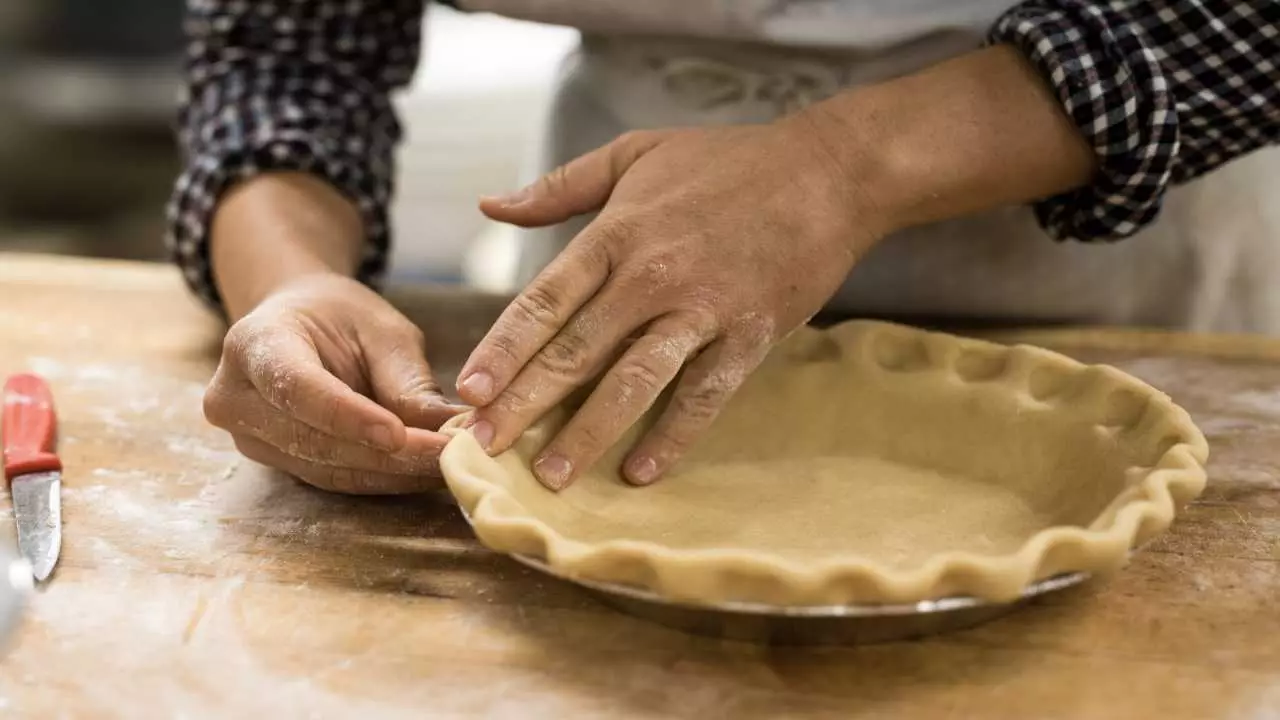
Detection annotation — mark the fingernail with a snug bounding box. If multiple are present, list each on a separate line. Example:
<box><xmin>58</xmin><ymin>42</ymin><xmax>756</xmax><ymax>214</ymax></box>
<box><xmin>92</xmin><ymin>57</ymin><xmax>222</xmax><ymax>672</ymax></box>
<box><xmin>469</xmin><ymin>420</ymin><xmax>495</xmax><ymax>451</ymax></box>
<box><xmin>534</xmin><ymin>454</ymin><xmax>573</xmax><ymax>490</ymax></box>
<box><xmin>416</xmin><ymin>393</ymin><xmax>458</xmax><ymax>412</ymax></box>
<box><xmin>366</xmin><ymin>424</ymin><xmax>397</xmax><ymax>450</ymax></box>
<box><xmin>422</xmin><ymin>394</ymin><xmax>470</xmax><ymax>413</ymax></box>
<box><xmin>458</xmin><ymin>371</ymin><xmax>494</xmax><ymax>402</ymax></box>
<box><xmin>626</xmin><ymin>456</ymin><xmax>660</xmax><ymax>486</ymax></box>
<box><xmin>492</xmin><ymin>184</ymin><xmax>534</xmax><ymax>207</ymax></box>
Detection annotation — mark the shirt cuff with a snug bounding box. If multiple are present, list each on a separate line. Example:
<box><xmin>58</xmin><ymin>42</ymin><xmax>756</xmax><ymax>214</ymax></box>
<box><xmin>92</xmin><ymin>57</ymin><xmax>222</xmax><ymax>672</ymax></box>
<box><xmin>989</xmin><ymin>1</ymin><xmax>1180</xmax><ymax>242</ymax></box>
<box><xmin>165</xmin><ymin>101</ymin><xmax>393</xmax><ymax>316</ymax></box>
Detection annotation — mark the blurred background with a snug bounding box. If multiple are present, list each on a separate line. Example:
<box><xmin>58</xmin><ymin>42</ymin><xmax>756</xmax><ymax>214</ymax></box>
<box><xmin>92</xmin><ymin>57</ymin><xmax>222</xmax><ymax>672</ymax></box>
<box><xmin>0</xmin><ymin>1</ymin><xmax>576</xmax><ymax>284</ymax></box>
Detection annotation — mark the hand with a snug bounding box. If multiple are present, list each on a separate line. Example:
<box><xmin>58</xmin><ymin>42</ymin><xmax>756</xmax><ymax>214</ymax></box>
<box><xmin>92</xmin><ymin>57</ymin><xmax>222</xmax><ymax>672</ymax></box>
<box><xmin>203</xmin><ymin>274</ymin><xmax>466</xmax><ymax>494</ymax></box>
<box><xmin>456</xmin><ymin>119</ymin><xmax>892</xmax><ymax>490</ymax></box>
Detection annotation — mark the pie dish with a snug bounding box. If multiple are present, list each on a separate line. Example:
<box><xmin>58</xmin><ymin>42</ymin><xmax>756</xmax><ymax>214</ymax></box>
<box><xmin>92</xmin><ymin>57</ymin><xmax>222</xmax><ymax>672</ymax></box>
<box><xmin>440</xmin><ymin>321</ymin><xmax>1209</xmax><ymax>607</ymax></box>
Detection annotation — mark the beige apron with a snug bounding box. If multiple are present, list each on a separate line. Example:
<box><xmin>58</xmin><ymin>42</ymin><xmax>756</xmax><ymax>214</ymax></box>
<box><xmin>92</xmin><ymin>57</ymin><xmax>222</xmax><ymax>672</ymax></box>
<box><xmin>459</xmin><ymin>1</ymin><xmax>1280</xmax><ymax>334</ymax></box>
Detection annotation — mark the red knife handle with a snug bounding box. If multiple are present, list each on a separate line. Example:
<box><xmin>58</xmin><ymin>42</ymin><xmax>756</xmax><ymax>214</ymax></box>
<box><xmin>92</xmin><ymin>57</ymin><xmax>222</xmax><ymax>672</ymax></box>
<box><xmin>3</xmin><ymin>373</ymin><xmax>61</xmax><ymax>483</ymax></box>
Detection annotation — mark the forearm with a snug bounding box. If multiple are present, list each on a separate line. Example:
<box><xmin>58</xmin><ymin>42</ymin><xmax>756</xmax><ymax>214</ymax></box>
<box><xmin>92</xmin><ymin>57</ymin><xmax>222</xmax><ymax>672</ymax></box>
<box><xmin>165</xmin><ymin>0</ymin><xmax>425</xmax><ymax>316</ymax></box>
<box><xmin>789</xmin><ymin>44</ymin><xmax>1096</xmax><ymax>237</ymax></box>
<box><xmin>792</xmin><ymin>0</ymin><xmax>1279</xmax><ymax>244</ymax></box>
<box><xmin>211</xmin><ymin>173</ymin><xmax>365</xmax><ymax>321</ymax></box>
<box><xmin>989</xmin><ymin>0</ymin><xmax>1280</xmax><ymax>240</ymax></box>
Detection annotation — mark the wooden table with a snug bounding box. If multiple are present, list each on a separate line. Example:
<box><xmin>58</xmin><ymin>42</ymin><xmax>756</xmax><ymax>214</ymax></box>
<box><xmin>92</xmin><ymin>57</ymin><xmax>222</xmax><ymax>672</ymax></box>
<box><xmin>0</xmin><ymin>252</ymin><xmax>1275</xmax><ymax>719</ymax></box>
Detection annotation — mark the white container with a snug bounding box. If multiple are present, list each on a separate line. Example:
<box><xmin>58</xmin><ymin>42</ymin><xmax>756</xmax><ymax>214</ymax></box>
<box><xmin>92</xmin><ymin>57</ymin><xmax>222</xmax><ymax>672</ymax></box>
<box><xmin>387</xmin><ymin>8</ymin><xmax>577</xmax><ymax>283</ymax></box>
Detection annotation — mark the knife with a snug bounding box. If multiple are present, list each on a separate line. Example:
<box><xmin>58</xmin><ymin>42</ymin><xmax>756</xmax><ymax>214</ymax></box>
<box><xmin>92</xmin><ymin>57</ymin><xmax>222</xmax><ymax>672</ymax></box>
<box><xmin>2</xmin><ymin>373</ymin><xmax>62</xmax><ymax>581</ymax></box>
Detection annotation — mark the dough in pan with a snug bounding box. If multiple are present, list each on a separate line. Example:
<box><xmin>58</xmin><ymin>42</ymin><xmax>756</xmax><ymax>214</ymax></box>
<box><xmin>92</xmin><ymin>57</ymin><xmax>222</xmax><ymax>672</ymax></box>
<box><xmin>441</xmin><ymin>321</ymin><xmax>1208</xmax><ymax>606</ymax></box>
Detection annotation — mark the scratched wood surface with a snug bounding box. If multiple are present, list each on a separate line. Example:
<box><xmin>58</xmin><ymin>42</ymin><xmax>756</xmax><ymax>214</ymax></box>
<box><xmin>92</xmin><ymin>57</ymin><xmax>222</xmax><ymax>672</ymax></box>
<box><xmin>0</xmin><ymin>252</ymin><xmax>1275</xmax><ymax>719</ymax></box>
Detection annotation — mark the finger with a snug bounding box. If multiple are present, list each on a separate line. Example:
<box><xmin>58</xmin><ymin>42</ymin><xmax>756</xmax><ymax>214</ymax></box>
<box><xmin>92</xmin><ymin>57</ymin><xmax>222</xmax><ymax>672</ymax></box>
<box><xmin>466</xmin><ymin>281</ymin><xmax>667</xmax><ymax>455</ymax></box>
<box><xmin>232</xmin><ymin>434</ymin><xmax>442</xmax><ymax>495</ymax></box>
<box><xmin>527</xmin><ymin>319</ymin><xmax>707</xmax><ymax>490</ymax></box>
<box><xmin>228</xmin><ymin>322</ymin><xmax>406</xmax><ymax>451</ymax></box>
<box><xmin>622</xmin><ymin>340</ymin><xmax>766</xmax><ymax>486</ymax></box>
<box><xmin>456</xmin><ymin>233</ymin><xmax>613</xmax><ymax>407</ymax></box>
<box><xmin>479</xmin><ymin>130</ymin><xmax>668</xmax><ymax>227</ymax></box>
<box><xmin>206</xmin><ymin>387</ymin><xmax>448</xmax><ymax>475</ymax></box>
<box><xmin>359</xmin><ymin>323</ymin><xmax>469</xmax><ymax>430</ymax></box>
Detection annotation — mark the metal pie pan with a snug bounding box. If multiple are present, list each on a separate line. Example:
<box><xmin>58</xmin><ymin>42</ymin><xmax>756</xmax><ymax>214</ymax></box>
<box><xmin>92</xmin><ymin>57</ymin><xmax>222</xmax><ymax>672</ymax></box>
<box><xmin>457</xmin><ymin>505</ymin><xmax>1091</xmax><ymax>645</ymax></box>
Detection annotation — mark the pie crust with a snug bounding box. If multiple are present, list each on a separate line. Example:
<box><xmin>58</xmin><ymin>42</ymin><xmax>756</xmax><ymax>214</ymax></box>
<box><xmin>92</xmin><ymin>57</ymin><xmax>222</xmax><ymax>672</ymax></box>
<box><xmin>440</xmin><ymin>321</ymin><xmax>1208</xmax><ymax>606</ymax></box>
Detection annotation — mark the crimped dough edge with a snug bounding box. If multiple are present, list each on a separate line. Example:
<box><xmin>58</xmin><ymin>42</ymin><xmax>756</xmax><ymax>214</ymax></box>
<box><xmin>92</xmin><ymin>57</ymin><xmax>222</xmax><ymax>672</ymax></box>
<box><xmin>440</xmin><ymin>320</ymin><xmax>1209</xmax><ymax>606</ymax></box>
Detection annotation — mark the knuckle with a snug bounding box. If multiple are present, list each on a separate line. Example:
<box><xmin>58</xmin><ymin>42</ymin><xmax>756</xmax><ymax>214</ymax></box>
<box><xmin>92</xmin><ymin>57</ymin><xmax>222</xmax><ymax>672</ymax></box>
<box><xmin>286</xmin><ymin>422</ymin><xmax>331</xmax><ymax>463</ymax></box>
<box><xmin>535</xmin><ymin>332</ymin><xmax>592</xmax><ymax>378</ymax></box>
<box><xmin>332</xmin><ymin>470</ymin><xmax>372</xmax><ymax>494</ymax></box>
<box><xmin>402</xmin><ymin>454</ymin><xmax>441</xmax><ymax>477</ymax></box>
<box><xmin>684</xmin><ymin>303</ymin><xmax>721</xmax><ymax>332</ymax></box>
<box><xmin>297</xmin><ymin>464</ymin><xmax>370</xmax><ymax>494</ymax></box>
<box><xmin>220</xmin><ymin>322</ymin><xmax>249</xmax><ymax>358</ymax></box>
<box><xmin>615</xmin><ymin>359</ymin><xmax>667</xmax><ymax>399</ymax></box>
<box><xmin>614</xmin><ymin>129</ymin><xmax>657</xmax><ymax>153</ymax></box>
<box><xmin>675</xmin><ymin>379</ymin><xmax>731</xmax><ymax>423</ymax></box>
<box><xmin>323</xmin><ymin>468</ymin><xmax>386</xmax><ymax>495</ymax></box>
<box><xmin>313</xmin><ymin>391</ymin><xmax>345</xmax><ymax>436</ymax></box>
<box><xmin>222</xmin><ymin>318</ymin><xmax>267</xmax><ymax>365</ymax></box>
<box><xmin>616</xmin><ymin>255</ymin><xmax>696</xmax><ymax>305</ymax></box>
<box><xmin>541</xmin><ymin>163</ymin><xmax>572</xmax><ymax>196</ymax></box>
<box><xmin>484</xmin><ymin>327</ymin><xmax>524</xmax><ymax>364</ymax></box>
<box><xmin>363</xmin><ymin>446</ymin><xmax>409</xmax><ymax>475</ymax></box>
<box><xmin>261</xmin><ymin>366</ymin><xmax>298</xmax><ymax>411</ymax></box>
<box><xmin>730</xmin><ymin>313</ymin><xmax>778</xmax><ymax>348</ymax></box>
<box><xmin>571</xmin><ymin>234</ymin><xmax>613</xmax><ymax>272</ymax></box>
<box><xmin>672</xmin><ymin>394</ymin><xmax>717</xmax><ymax>426</ymax></box>
<box><xmin>591</xmin><ymin>216</ymin><xmax>642</xmax><ymax>251</ymax></box>
<box><xmin>614</xmin><ymin>130</ymin><xmax>644</xmax><ymax>148</ymax></box>
<box><xmin>621</xmin><ymin>252</ymin><xmax>678</xmax><ymax>289</ymax></box>
<box><xmin>513</xmin><ymin>283</ymin><xmax>567</xmax><ymax>327</ymax></box>
<box><xmin>394</xmin><ymin>376</ymin><xmax>441</xmax><ymax>410</ymax></box>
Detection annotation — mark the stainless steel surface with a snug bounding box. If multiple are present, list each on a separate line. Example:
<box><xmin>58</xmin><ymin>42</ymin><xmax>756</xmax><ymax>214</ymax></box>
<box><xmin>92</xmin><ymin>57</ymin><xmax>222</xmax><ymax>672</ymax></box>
<box><xmin>0</xmin><ymin>543</ymin><xmax>33</xmax><ymax>653</ymax></box>
<box><xmin>457</xmin><ymin>505</ymin><xmax>1091</xmax><ymax>645</ymax></box>
<box><xmin>12</xmin><ymin>470</ymin><xmax>61</xmax><ymax>581</ymax></box>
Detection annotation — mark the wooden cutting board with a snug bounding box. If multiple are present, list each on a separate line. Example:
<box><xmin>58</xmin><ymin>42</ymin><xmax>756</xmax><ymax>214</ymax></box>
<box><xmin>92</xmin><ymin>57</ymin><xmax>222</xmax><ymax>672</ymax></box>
<box><xmin>0</xmin><ymin>252</ymin><xmax>1275</xmax><ymax>719</ymax></box>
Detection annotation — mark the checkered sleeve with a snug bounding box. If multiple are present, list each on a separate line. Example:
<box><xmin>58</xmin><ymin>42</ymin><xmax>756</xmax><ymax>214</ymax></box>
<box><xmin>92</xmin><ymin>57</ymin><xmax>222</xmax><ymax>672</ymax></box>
<box><xmin>990</xmin><ymin>0</ymin><xmax>1280</xmax><ymax>242</ymax></box>
<box><xmin>164</xmin><ymin>0</ymin><xmax>425</xmax><ymax>312</ymax></box>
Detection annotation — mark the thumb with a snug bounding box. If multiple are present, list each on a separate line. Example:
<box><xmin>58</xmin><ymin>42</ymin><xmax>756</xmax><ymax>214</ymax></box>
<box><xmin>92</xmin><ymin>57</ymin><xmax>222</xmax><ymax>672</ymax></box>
<box><xmin>479</xmin><ymin>129</ymin><xmax>669</xmax><ymax>227</ymax></box>
<box><xmin>364</xmin><ymin>328</ymin><xmax>468</xmax><ymax>431</ymax></box>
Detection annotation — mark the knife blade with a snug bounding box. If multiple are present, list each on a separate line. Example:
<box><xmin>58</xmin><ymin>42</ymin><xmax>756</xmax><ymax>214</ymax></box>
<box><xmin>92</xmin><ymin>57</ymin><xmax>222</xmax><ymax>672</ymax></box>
<box><xmin>3</xmin><ymin>373</ymin><xmax>62</xmax><ymax>581</ymax></box>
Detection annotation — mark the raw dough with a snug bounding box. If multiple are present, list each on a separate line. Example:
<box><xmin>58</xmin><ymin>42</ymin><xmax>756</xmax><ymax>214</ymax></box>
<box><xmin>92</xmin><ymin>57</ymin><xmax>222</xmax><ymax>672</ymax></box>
<box><xmin>441</xmin><ymin>321</ymin><xmax>1208</xmax><ymax>606</ymax></box>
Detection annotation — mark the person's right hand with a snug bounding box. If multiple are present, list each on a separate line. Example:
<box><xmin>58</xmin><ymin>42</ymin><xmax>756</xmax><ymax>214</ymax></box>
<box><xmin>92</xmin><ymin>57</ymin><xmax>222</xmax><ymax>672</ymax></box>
<box><xmin>202</xmin><ymin>274</ymin><xmax>465</xmax><ymax>494</ymax></box>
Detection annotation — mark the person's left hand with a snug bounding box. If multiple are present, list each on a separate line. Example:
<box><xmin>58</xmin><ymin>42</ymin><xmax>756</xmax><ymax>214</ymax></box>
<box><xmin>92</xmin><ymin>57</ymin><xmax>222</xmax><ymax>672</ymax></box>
<box><xmin>455</xmin><ymin>119</ymin><xmax>896</xmax><ymax>490</ymax></box>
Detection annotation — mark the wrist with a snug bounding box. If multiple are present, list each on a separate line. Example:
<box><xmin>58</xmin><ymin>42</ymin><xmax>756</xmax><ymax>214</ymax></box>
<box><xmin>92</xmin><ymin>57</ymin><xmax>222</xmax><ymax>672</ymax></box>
<box><xmin>211</xmin><ymin>172</ymin><xmax>366</xmax><ymax>321</ymax></box>
<box><xmin>782</xmin><ymin>45</ymin><xmax>1095</xmax><ymax>240</ymax></box>
<box><xmin>777</xmin><ymin>94</ymin><xmax>910</xmax><ymax>248</ymax></box>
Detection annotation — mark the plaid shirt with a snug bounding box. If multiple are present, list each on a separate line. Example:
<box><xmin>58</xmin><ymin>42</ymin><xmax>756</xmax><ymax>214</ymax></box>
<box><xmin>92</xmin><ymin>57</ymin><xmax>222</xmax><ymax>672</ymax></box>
<box><xmin>166</xmin><ymin>0</ymin><xmax>1280</xmax><ymax>310</ymax></box>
